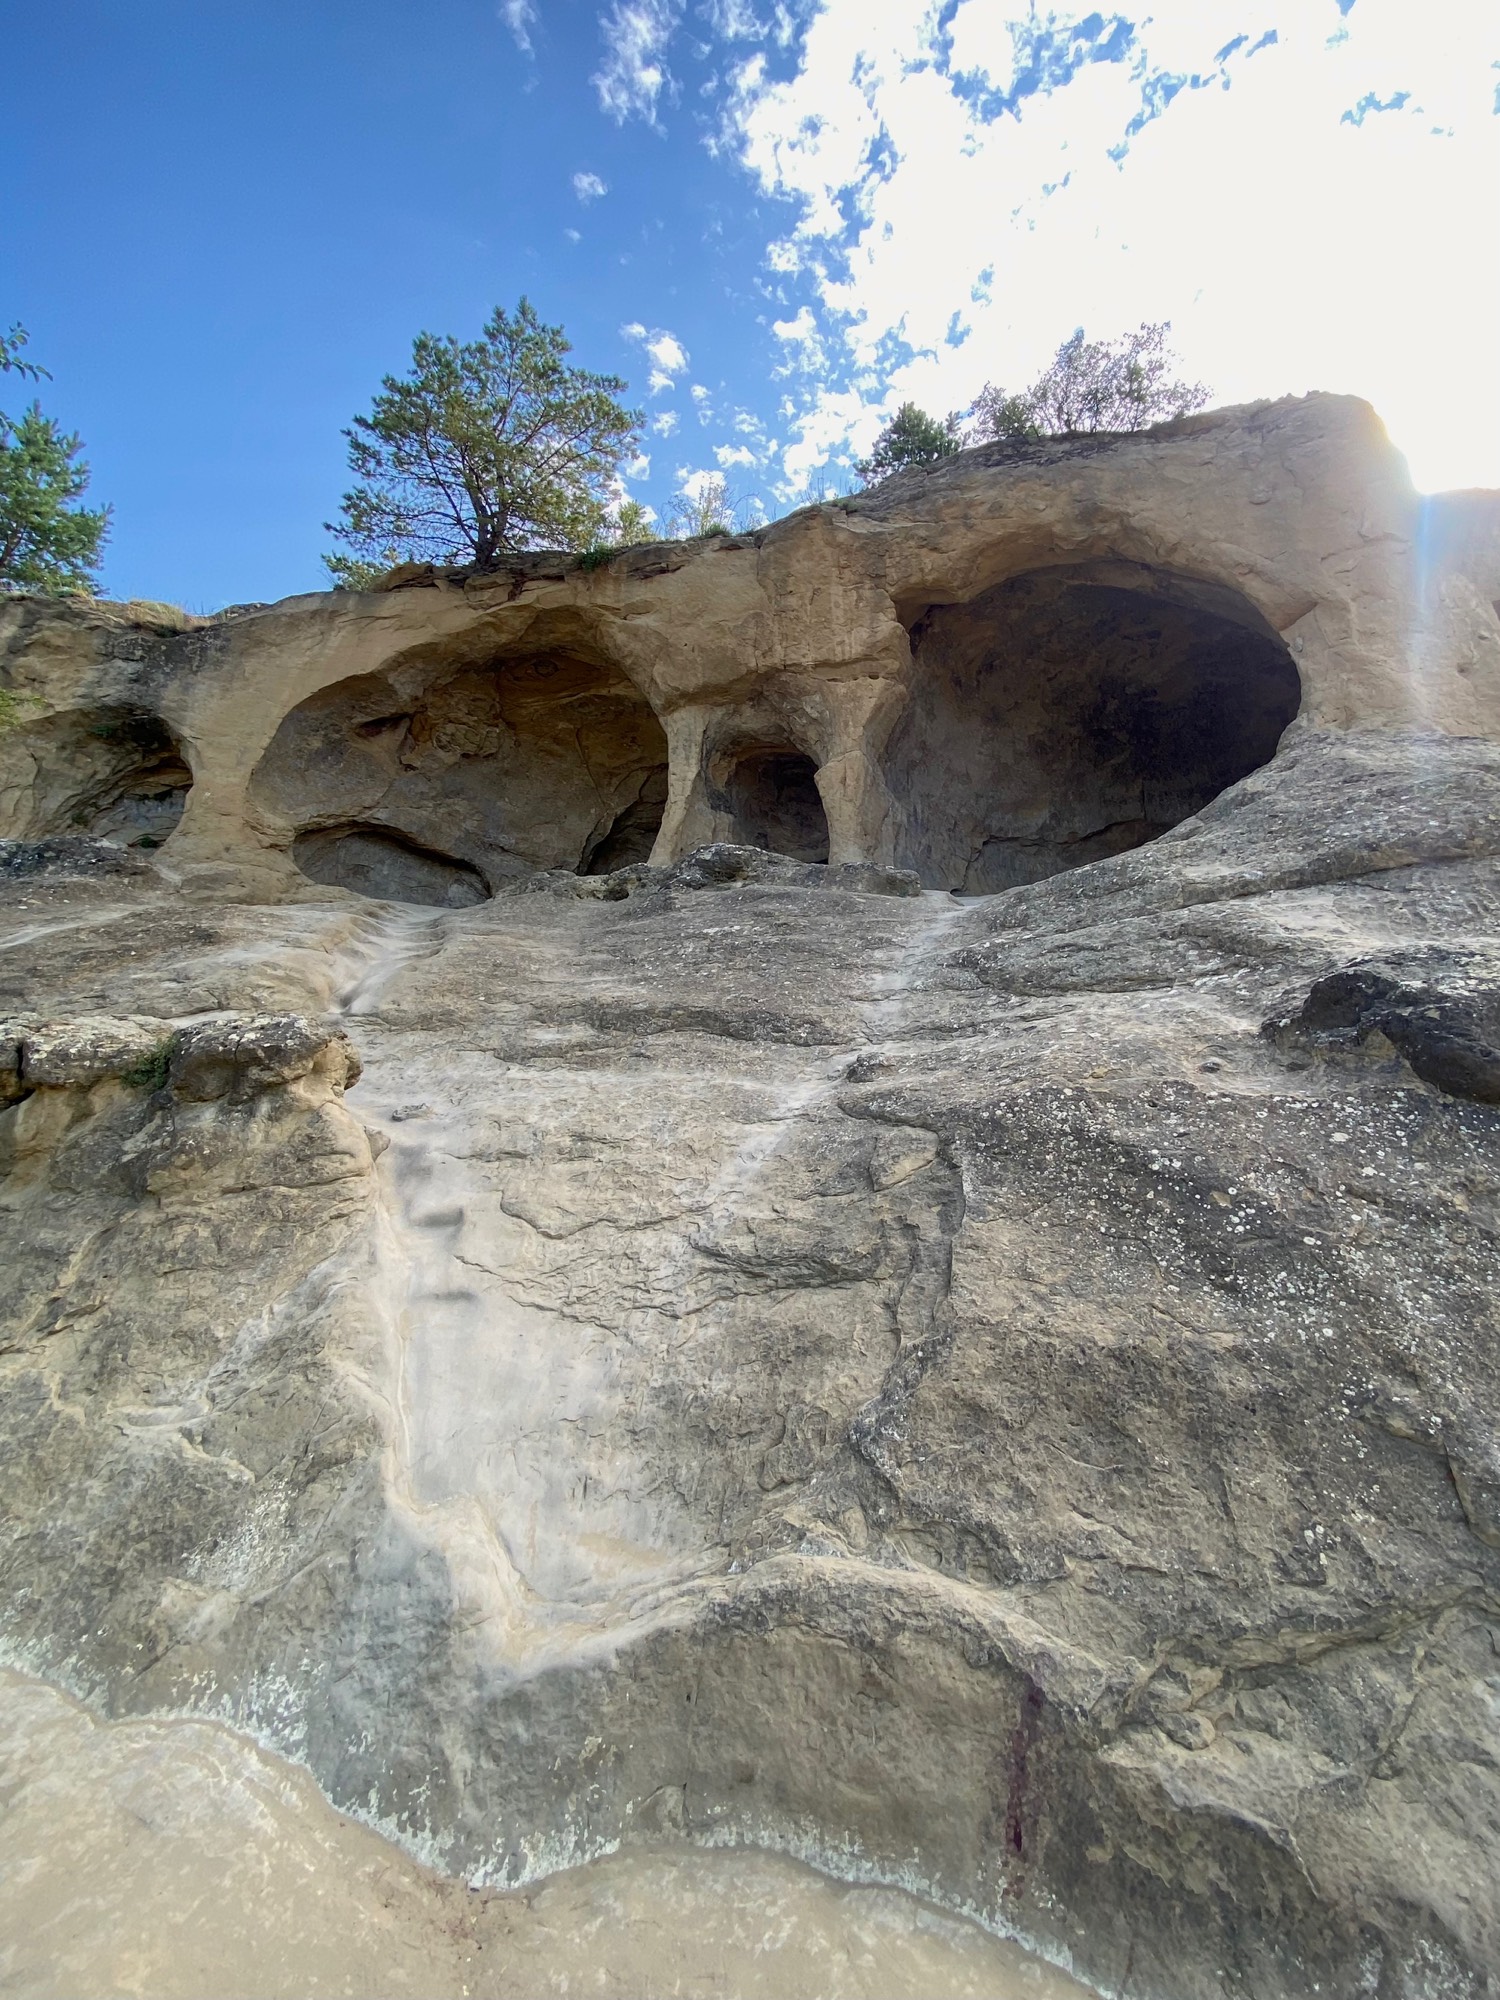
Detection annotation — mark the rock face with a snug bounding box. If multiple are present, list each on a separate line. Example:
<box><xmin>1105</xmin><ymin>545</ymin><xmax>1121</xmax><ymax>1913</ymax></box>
<box><xmin>4</xmin><ymin>393</ymin><xmax>1497</xmax><ymax>903</ymax></box>
<box><xmin>2</xmin><ymin>398</ymin><xmax>1500</xmax><ymax>1999</ymax></box>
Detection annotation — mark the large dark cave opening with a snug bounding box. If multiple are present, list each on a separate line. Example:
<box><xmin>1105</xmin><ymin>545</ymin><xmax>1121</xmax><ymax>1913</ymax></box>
<box><xmin>251</xmin><ymin>651</ymin><xmax>668</xmax><ymax>903</ymax></box>
<box><xmin>722</xmin><ymin>748</ymin><xmax>830</xmax><ymax>864</ymax></box>
<box><xmin>885</xmin><ymin>562</ymin><xmax>1302</xmax><ymax>893</ymax></box>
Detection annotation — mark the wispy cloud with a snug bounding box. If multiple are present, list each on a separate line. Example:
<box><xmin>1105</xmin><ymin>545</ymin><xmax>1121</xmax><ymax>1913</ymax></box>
<box><xmin>676</xmin><ymin>466</ymin><xmax>722</xmax><ymax>502</ymax></box>
<box><xmin>593</xmin><ymin>0</ymin><xmax>683</xmax><ymax>124</ymax></box>
<box><xmin>573</xmin><ymin>170</ymin><xmax>609</xmax><ymax>201</ymax></box>
<box><xmin>710</xmin><ymin>0</ymin><xmax>1500</xmax><ymax>494</ymax></box>
<box><xmin>499</xmin><ymin>0</ymin><xmax>536</xmax><ymax>53</ymax></box>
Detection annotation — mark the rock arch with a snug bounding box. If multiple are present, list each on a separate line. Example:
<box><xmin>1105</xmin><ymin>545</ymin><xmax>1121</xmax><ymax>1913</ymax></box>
<box><xmin>885</xmin><ymin>560</ymin><xmax>1302</xmax><ymax>892</ymax></box>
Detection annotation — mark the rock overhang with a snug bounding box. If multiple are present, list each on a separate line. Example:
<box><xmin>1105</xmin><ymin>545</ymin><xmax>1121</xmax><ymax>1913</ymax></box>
<box><xmin>2</xmin><ymin>390</ymin><xmax>1498</xmax><ymax>911</ymax></box>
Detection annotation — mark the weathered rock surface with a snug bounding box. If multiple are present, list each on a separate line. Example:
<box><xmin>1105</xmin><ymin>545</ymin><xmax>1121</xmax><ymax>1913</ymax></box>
<box><xmin>3</xmin><ymin>394</ymin><xmax>1498</xmax><ymax>903</ymax></box>
<box><xmin>0</xmin><ymin>1670</ymin><xmax>1083</xmax><ymax>2000</ymax></box>
<box><xmin>2</xmin><ymin>400</ymin><xmax>1500</xmax><ymax>1998</ymax></box>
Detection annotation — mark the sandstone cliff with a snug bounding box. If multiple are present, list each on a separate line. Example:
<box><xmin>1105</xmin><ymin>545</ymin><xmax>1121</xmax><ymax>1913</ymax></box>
<box><xmin>2</xmin><ymin>397</ymin><xmax>1500</xmax><ymax>1999</ymax></box>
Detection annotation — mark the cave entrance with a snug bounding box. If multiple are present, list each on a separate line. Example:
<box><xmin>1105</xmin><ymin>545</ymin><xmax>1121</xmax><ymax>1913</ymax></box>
<box><xmin>581</xmin><ymin>766</ymin><xmax>668</xmax><ymax>875</ymax></box>
<box><xmin>886</xmin><ymin>562</ymin><xmax>1301</xmax><ymax>894</ymax></box>
<box><xmin>250</xmin><ymin>649</ymin><xmax>669</xmax><ymax>901</ymax></box>
<box><xmin>0</xmin><ymin>706</ymin><xmax>192</xmax><ymax>848</ymax></box>
<box><xmin>723</xmin><ymin>749</ymin><xmax>830</xmax><ymax>864</ymax></box>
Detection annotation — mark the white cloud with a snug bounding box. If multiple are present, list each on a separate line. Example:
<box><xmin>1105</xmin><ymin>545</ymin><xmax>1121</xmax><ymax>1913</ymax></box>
<box><xmin>572</xmin><ymin>171</ymin><xmax>609</xmax><ymax>202</ymax></box>
<box><xmin>771</xmin><ymin>306</ymin><xmax>820</xmax><ymax>344</ymax></box>
<box><xmin>715</xmin><ymin>442</ymin><xmax>758</xmax><ymax>468</ymax></box>
<box><xmin>676</xmin><ymin>466</ymin><xmax>723</xmax><ymax>501</ymax></box>
<box><xmin>627</xmin><ymin>451</ymin><xmax>652</xmax><ymax>478</ymax></box>
<box><xmin>648</xmin><ymin>331</ymin><xmax>688</xmax><ymax>372</ymax></box>
<box><xmin>565</xmin><ymin>226</ymin><xmax>582</xmax><ymax>243</ymax></box>
<box><xmin>622</xmin><ymin>323</ymin><xmax>690</xmax><ymax>395</ymax></box>
<box><xmin>703</xmin><ymin>0</ymin><xmax>777</xmax><ymax>39</ymax></box>
<box><xmin>769</xmin><ymin>303</ymin><xmax>827</xmax><ymax>379</ymax></box>
<box><xmin>715</xmin><ymin>0</ymin><xmax>1500</xmax><ymax>494</ymax></box>
<box><xmin>652</xmin><ymin>410</ymin><xmax>680</xmax><ymax>436</ymax></box>
<box><xmin>499</xmin><ymin>0</ymin><xmax>536</xmax><ymax>53</ymax></box>
<box><xmin>593</xmin><ymin>0</ymin><xmax>683</xmax><ymax>125</ymax></box>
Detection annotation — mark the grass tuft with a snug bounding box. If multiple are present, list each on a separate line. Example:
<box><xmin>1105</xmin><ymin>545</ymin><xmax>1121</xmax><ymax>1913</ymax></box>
<box><xmin>122</xmin><ymin>600</ymin><xmax>203</xmax><ymax>634</ymax></box>
<box><xmin>120</xmin><ymin>1038</ymin><xmax>175</xmax><ymax>1091</ymax></box>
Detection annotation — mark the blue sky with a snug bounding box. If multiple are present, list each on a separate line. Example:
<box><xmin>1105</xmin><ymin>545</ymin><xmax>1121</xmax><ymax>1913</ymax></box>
<box><xmin>4</xmin><ymin>0</ymin><xmax>1497</xmax><ymax>607</ymax></box>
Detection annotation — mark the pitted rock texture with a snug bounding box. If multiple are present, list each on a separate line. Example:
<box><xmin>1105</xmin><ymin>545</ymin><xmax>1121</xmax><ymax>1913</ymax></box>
<box><xmin>0</xmin><ymin>726</ymin><xmax>1497</xmax><ymax>1999</ymax></box>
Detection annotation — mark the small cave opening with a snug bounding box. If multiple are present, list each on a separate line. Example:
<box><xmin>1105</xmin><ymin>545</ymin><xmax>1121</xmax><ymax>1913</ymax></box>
<box><xmin>250</xmin><ymin>648</ymin><xmax>669</xmax><ymax>897</ymax></box>
<box><xmin>580</xmin><ymin>765</ymin><xmax>668</xmax><ymax>874</ymax></box>
<box><xmin>0</xmin><ymin>706</ymin><xmax>192</xmax><ymax>848</ymax></box>
<box><xmin>292</xmin><ymin>824</ymin><xmax>489</xmax><ymax>908</ymax></box>
<box><xmin>722</xmin><ymin>748</ymin><xmax>830</xmax><ymax>864</ymax></box>
<box><xmin>885</xmin><ymin>562</ymin><xmax>1302</xmax><ymax>893</ymax></box>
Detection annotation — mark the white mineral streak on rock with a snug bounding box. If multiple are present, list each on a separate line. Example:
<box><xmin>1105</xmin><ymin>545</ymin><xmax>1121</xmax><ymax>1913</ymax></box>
<box><xmin>330</xmin><ymin>902</ymin><xmax>450</xmax><ymax>1016</ymax></box>
<box><xmin>339</xmin><ymin>906</ymin><xmax>720</xmax><ymax>1666</ymax></box>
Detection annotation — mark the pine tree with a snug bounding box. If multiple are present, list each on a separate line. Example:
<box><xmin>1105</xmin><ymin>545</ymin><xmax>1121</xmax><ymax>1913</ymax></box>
<box><xmin>0</xmin><ymin>326</ymin><xmax>110</xmax><ymax>596</ymax></box>
<box><xmin>324</xmin><ymin>298</ymin><xmax>641</xmax><ymax>586</ymax></box>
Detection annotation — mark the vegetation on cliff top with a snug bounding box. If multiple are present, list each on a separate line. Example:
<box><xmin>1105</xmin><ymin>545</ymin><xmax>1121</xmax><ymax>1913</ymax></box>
<box><xmin>0</xmin><ymin>324</ymin><xmax>111</xmax><ymax>598</ymax></box>
<box><xmin>324</xmin><ymin>308</ymin><xmax>1212</xmax><ymax>587</ymax></box>
<box><xmin>862</xmin><ymin>322</ymin><xmax>1210</xmax><ymax>478</ymax></box>
<box><xmin>857</xmin><ymin>404</ymin><xmax>965</xmax><ymax>480</ymax></box>
<box><xmin>0</xmin><ymin>305</ymin><xmax>1217</xmax><ymax>599</ymax></box>
<box><xmin>323</xmin><ymin>299</ymin><xmax>642</xmax><ymax>589</ymax></box>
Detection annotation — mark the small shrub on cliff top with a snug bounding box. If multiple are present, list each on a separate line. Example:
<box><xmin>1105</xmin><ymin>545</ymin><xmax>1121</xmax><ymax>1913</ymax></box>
<box><xmin>665</xmin><ymin>475</ymin><xmax>731</xmax><ymax>539</ymax></box>
<box><xmin>611</xmin><ymin>497</ymin><xmax>655</xmax><ymax>546</ymax></box>
<box><xmin>323</xmin><ymin>299</ymin><xmax>641</xmax><ymax>583</ymax></box>
<box><xmin>121</xmin><ymin>599</ymin><xmax>201</xmax><ymax>634</ymax></box>
<box><xmin>972</xmin><ymin>322</ymin><xmax>1209</xmax><ymax>442</ymax></box>
<box><xmin>857</xmin><ymin>403</ymin><xmax>964</xmax><ymax>480</ymax></box>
